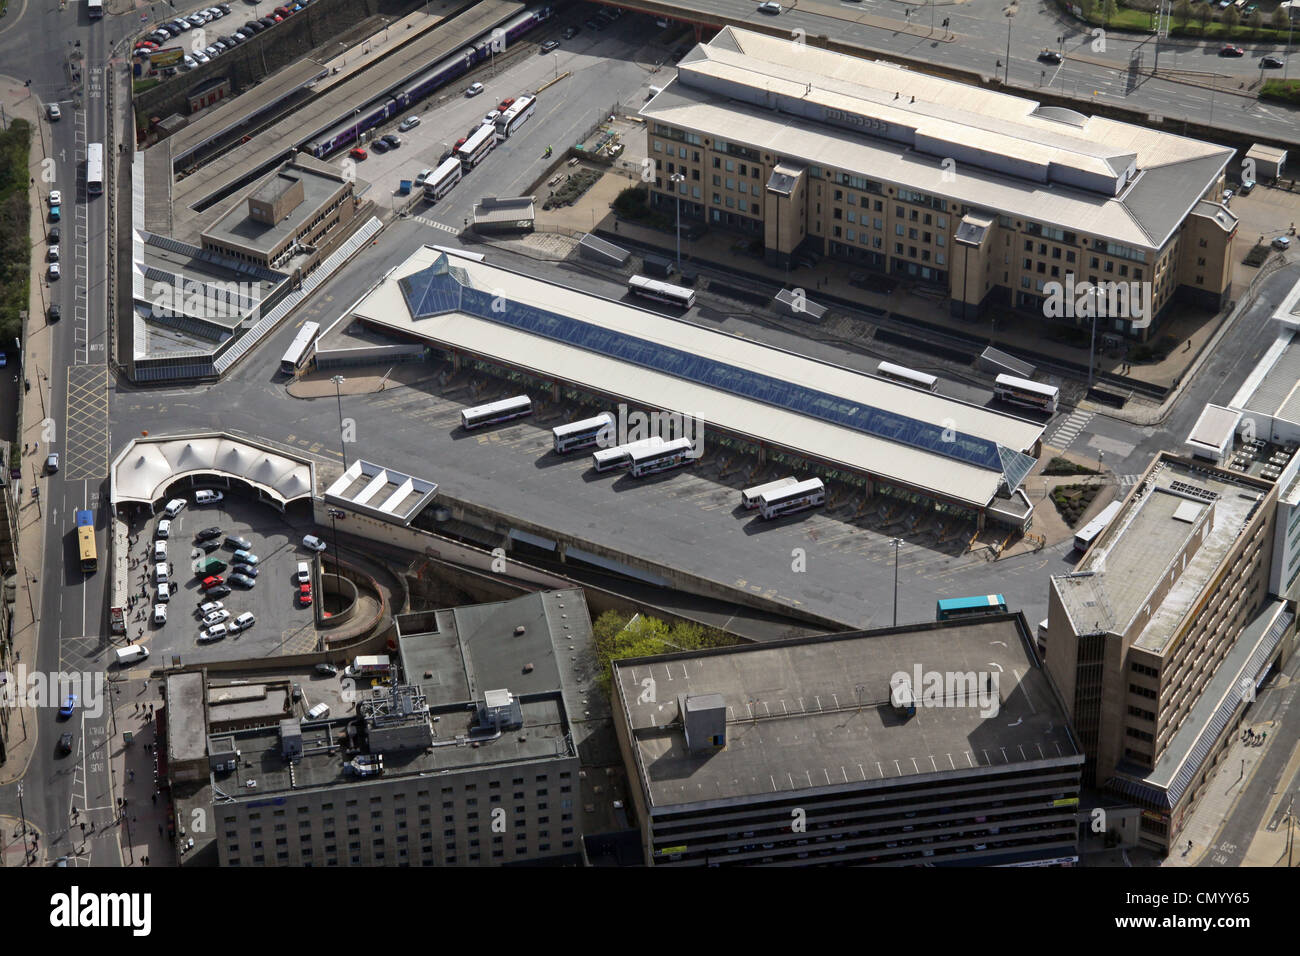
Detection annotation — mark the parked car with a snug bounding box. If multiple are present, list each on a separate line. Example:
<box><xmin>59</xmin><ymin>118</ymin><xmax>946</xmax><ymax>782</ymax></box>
<box><xmin>198</xmin><ymin>623</ymin><xmax>229</xmax><ymax>643</ymax></box>
<box><xmin>201</xmin><ymin>575</ymin><xmax>225</xmax><ymax>589</ymax></box>
<box><xmin>757</xmin><ymin>1</ymin><xmax>782</xmax><ymax>12</ymax></box>
<box><xmin>372</xmin><ymin>138</ymin><xmax>390</xmax><ymax>153</ymax></box>
<box><xmin>229</xmin><ymin>572</ymin><xmax>256</xmax><ymax>588</ymax></box>
<box><xmin>153</xmin><ymin>604</ymin><xmax>168</xmax><ymax>625</ymax></box>
<box><xmin>195</xmin><ymin>490</ymin><xmax>224</xmax><ymax>504</ymax></box>
<box><xmin>192</xmin><ymin>51</ymin><xmax>210</xmax><ymax>64</ymax></box>
<box><xmin>231</xmin><ymin>611</ymin><xmax>255</xmax><ymax>631</ymax></box>
<box><xmin>349</xmin><ymin>146</ymin><xmax>367</xmax><ymax>160</ymax></box>
<box><xmin>182</xmin><ymin>55</ymin><xmax>197</xmax><ymax>70</ymax></box>
<box><xmin>303</xmin><ymin>535</ymin><xmax>327</xmax><ymax>552</ymax></box>
<box><xmin>46</xmin><ymin>453</ymin><xmax>59</xmax><ymax>473</ymax></box>
<box><xmin>48</xmin><ymin>225</ymin><xmax>60</xmax><ymax>243</ymax></box>
<box><xmin>541</xmin><ymin>39</ymin><xmax>560</xmax><ymax>53</ymax></box>
<box><xmin>315</xmin><ymin>662</ymin><xmax>338</xmax><ymax>676</ymax></box>
<box><xmin>47</xmin><ymin>245</ymin><xmax>59</xmax><ymax>262</ymax></box>
<box><xmin>225</xmin><ymin>535</ymin><xmax>251</xmax><ymax>550</ymax></box>
<box><xmin>1240</xmin><ymin>178</ymin><xmax>1255</xmax><ymax>194</ymax></box>
<box><xmin>196</xmin><ymin>526</ymin><xmax>223</xmax><ymax>541</ymax></box>
<box><xmin>199</xmin><ymin>600</ymin><xmax>225</xmax><ymax>617</ymax></box>
<box><xmin>206</xmin><ymin>584</ymin><xmax>232</xmax><ymax>599</ymax></box>
<box><xmin>49</xmin><ymin>205</ymin><xmax>60</xmax><ymax>222</ymax></box>
<box><xmin>47</xmin><ymin>103</ymin><xmax>61</xmax><ymax>120</ymax></box>
<box><xmin>47</xmin><ymin>263</ymin><xmax>60</xmax><ymax>281</ymax></box>
<box><xmin>231</xmin><ymin>563</ymin><xmax>260</xmax><ymax>578</ymax></box>
<box><xmin>299</xmin><ymin>585</ymin><xmax>313</xmax><ymax>606</ymax></box>
<box><xmin>156</xmin><ymin>519</ymin><xmax>171</xmax><ymax>538</ymax></box>
<box><xmin>157</xmin><ymin>582</ymin><xmax>172</xmax><ymax>603</ymax></box>
<box><xmin>232</xmin><ymin>550</ymin><xmax>259</xmax><ymax>565</ymax></box>
<box><xmin>382</xmin><ymin>133</ymin><xmax>400</xmax><ymax>148</ymax></box>
<box><xmin>203</xmin><ymin>609</ymin><xmax>231</xmax><ymax>626</ymax></box>
<box><xmin>48</xmin><ymin>190</ymin><xmax>61</xmax><ymax>206</ymax></box>
<box><xmin>464</xmin><ymin>83</ymin><xmax>484</xmax><ymax>97</ymax></box>
<box><xmin>561</xmin><ymin>25</ymin><xmax>579</xmax><ymax>39</ymax></box>
<box><xmin>1274</xmin><ymin>236</ymin><xmax>1292</xmax><ymax>250</ymax></box>
<box><xmin>398</xmin><ymin>114</ymin><xmax>422</xmax><ymax>131</ymax></box>
<box><xmin>48</xmin><ymin>304</ymin><xmax>61</xmax><ymax>322</ymax></box>
<box><xmin>414</xmin><ymin>167</ymin><xmax>434</xmax><ymax>187</ymax></box>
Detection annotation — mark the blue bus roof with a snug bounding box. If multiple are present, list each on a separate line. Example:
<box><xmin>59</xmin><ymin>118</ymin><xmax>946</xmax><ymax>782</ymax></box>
<box><xmin>75</xmin><ymin>509</ymin><xmax>94</xmax><ymax>527</ymax></box>
<box><xmin>936</xmin><ymin>594</ymin><xmax>1007</xmax><ymax>611</ymax></box>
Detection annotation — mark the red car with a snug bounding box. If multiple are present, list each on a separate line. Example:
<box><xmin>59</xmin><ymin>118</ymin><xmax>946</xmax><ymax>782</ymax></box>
<box><xmin>1219</xmin><ymin>44</ymin><xmax>1244</xmax><ymax>57</ymax></box>
<box><xmin>497</xmin><ymin>97</ymin><xmax>515</xmax><ymax>111</ymax></box>
<box><xmin>201</xmin><ymin>575</ymin><xmax>225</xmax><ymax>589</ymax></box>
<box><xmin>299</xmin><ymin>583</ymin><xmax>313</xmax><ymax>606</ymax></box>
<box><xmin>274</xmin><ymin>4</ymin><xmax>293</xmax><ymax>15</ymax></box>
<box><xmin>135</xmin><ymin>40</ymin><xmax>159</xmax><ymax>50</ymax></box>
<box><xmin>349</xmin><ymin>147</ymin><xmax>367</xmax><ymax>160</ymax></box>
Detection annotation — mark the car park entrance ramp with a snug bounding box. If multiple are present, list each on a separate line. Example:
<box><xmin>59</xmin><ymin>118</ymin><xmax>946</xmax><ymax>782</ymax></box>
<box><xmin>578</xmin><ymin>232</ymin><xmax>631</xmax><ymax>267</ymax></box>
<box><xmin>979</xmin><ymin>346</ymin><xmax>1034</xmax><ymax>379</ymax></box>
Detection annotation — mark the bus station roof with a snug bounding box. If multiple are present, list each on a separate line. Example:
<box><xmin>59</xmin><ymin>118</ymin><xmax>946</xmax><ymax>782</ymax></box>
<box><xmin>349</xmin><ymin>247</ymin><xmax>1044</xmax><ymax>508</ymax></box>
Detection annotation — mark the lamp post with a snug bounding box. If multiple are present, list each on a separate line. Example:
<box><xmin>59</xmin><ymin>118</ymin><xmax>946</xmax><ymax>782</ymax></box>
<box><xmin>327</xmin><ymin>507</ymin><xmax>345</xmax><ymax>575</ymax></box>
<box><xmin>669</xmin><ymin>172</ymin><xmax>685</xmax><ymax>273</ymax></box>
<box><xmin>891</xmin><ymin>538</ymin><xmax>902</xmax><ymax>626</ymax></box>
<box><xmin>331</xmin><ymin>375</ymin><xmax>348</xmax><ymax>471</ymax></box>
<box><xmin>17</xmin><ymin>783</ymin><xmax>30</xmax><ymax>864</ymax></box>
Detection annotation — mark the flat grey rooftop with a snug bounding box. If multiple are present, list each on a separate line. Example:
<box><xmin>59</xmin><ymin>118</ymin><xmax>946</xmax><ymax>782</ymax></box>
<box><xmin>167</xmin><ymin>671</ymin><xmax>209</xmax><ymax>765</ymax></box>
<box><xmin>202</xmin><ymin>159</ymin><xmax>346</xmax><ymax>258</ymax></box>
<box><xmin>1057</xmin><ymin>457</ymin><xmax>1269</xmax><ymax>653</ymax></box>
<box><xmin>613</xmin><ymin>616</ymin><xmax>1077</xmax><ymax>810</ymax></box>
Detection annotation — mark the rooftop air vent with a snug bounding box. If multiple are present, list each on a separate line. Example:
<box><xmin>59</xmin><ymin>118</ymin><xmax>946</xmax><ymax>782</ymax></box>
<box><xmin>514</xmin><ymin>625</ymin><xmax>526</xmax><ymax>636</ymax></box>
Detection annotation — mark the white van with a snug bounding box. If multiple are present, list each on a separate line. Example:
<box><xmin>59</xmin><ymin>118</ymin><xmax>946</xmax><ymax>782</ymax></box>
<box><xmin>304</xmin><ymin>702</ymin><xmax>330</xmax><ymax>721</ymax></box>
<box><xmin>163</xmin><ymin>498</ymin><xmax>187</xmax><ymax>518</ymax></box>
<box><xmin>115</xmin><ymin>645</ymin><xmax>149</xmax><ymax>666</ymax></box>
<box><xmin>154</xmin><ymin>562</ymin><xmax>168</xmax><ymax>585</ymax></box>
<box><xmin>296</xmin><ymin>561</ymin><xmax>311</xmax><ymax>585</ymax></box>
<box><xmin>153</xmin><ymin>540</ymin><xmax>167</xmax><ymax>562</ymax></box>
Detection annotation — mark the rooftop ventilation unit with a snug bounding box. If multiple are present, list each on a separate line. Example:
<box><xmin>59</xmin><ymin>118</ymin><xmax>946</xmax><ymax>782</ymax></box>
<box><xmin>679</xmin><ymin>693</ymin><xmax>726</xmax><ymax>754</ymax></box>
<box><xmin>476</xmin><ymin>688</ymin><xmax>524</xmax><ymax>733</ymax></box>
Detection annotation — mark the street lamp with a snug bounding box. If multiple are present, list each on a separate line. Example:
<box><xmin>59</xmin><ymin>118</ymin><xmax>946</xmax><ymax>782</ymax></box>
<box><xmin>891</xmin><ymin>538</ymin><xmax>903</xmax><ymax>626</ymax></box>
<box><xmin>553</xmin><ymin>50</ymin><xmax>560</xmax><ymax>80</ymax></box>
<box><xmin>327</xmin><ymin>507</ymin><xmax>345</xmax><ymax>575</ymax></box>
<box><xmin>669</xmin><ymin>172</ymin><xmax>685</xmax><ymax>273</ymax></box>
<box><xmin>331</xmin><ymin>375</ymin><xmax>348</xmax><ymax>471</ymax></box>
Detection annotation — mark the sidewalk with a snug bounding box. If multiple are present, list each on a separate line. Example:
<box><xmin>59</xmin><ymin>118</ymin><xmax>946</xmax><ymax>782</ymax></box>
<box><xmin>0</xmin><ymin>73</ymin><xmax>58</xmax><ymax>788</ymax></box>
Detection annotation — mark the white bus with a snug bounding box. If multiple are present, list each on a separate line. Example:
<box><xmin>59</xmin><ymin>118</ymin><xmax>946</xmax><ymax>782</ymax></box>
<box><xmin>423</xmin><ymin>156</ymin><xmax>462</xmax><ymax>203</ymax></box>
<box><xmin>877</xmin><ymin>361</ymin><xmax>937</xmax><ymax>392</ymax></box>
<box><xmin>456</xmin><ymin>123</ymin><xmax>497</xmax><ymax>169</ymax></box>
<box><xmin>740</xmin><ymin>476</ymin><xmax>797</xmax><ymax>510</ymax></box>
<box><xmin>552</xmin><ymin>412</ymin><xmax>614</xmax><ymax>454</ymax></box>
<box><xmin>592</xmin><ymin>436</ymin><xmax>663</xmax><ymax>472</ymax></box>
<box><xmin>993</xmin><ymin>373</ymin><xmax>1059</xmax><ymax>414</ymax></box>
<box><xmin>86</xmin><ymin>142</ymin><xmax>103</xmax><ymax>197</ymax></box>
<box><xmin>87</xmin><ymin>0</ymin><xmax>104</xmax><ymax>18</ymax></box>
<box><xmin>461</xmin><ymin>394</ymin><xmax>532</xmax><ymax>429</ymax></box>
<box><xmin>628</xmin><ymin>436</ymin><xmax>696</xmax><ymax>477</ymax></box>
<box><xmin>758</xmin><ymin>477</ymin><xmax>825</xmax><ymax>520</ymax></box>
<box><xmin>279</xmin><ymin>320</ymin><xmax>320</xmax><ymax>374</ymax></box>
<box><xmin>494</xmin><ymin>95</ymin><xmax>536</xmax><ymax>139</ymax></box>
<box><xmin>628</xmin><ymin>275</ymin><xmax>695</xmax><ymax>309</ymax></box>
<box><xmin>1073</xmin><ymin>500</ymin><xmax>1122</xmax><ymax>553</ymax></box>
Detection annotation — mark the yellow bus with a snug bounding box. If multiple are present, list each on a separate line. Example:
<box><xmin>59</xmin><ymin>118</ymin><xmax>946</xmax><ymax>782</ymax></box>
<box><xmin>75</xmin><ymin>509</ymin><xmax>97</xmax><ymax>573</ymax></box>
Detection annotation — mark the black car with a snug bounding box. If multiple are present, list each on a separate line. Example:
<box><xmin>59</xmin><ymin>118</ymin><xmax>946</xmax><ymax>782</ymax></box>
<box><xmin>562</xmin><ymin>25</ymin><xmax>579</xmax><ymax>38</ymax></box>
<box><xmin>1263</xmin><ymin>55</ymin><xmax>1285</xmax><ymax>69</ymax></box>
<box><xmin>225</xmin><ymin>535</ymin><xmax>252</xmax><ymax>550</ymax></box>
<box><xmin>205</xmin><ymin>584</ymin><xmax>232</xmax><ymax>599</ymax></box>
<box><xmin>221</xmin><ymin>34</ymin><xmax>239</xmax><ymax>46</ymax></box>
<box><xmin>372</xmin><ymin>138</ymin><xmax>390</xmax><ymax>153</ymax></box>
<box><xmin>48</xmin><ymin>225</ymin><xmax>60</xmax><ymax>244</ymax></box>
<box><xmin>195</xmin><ymin>526</ymin><xmax>223</xmax><ymax>541</ymax></box>
<box><xmin>1037</xmin><ymin>48</ymin><xmax>1062</xmax><ymax>64</ymax></box>
<box><xmin>231</xmin><ymin>563</ymin><xmax>260</xmax><ymax>578</ymax></box>
<box><xmin>217</xmin><ymin>2</ymin><xmax>232</xmax><ymax>13</ymax></box>
<box><xmin>58</xmin><ymin>732</ymin><xmax>74</xmax><ymax>756</ymax></box>
<box><xmin>48</xmin><ymin>304</ymin><xmax>61</xmax><ymax>322</ymax></box>
<box><xmin>199</xmin><ymin>540</ymin><xmax>221</xmax><ymax>553</ymax></box>
<box><xmin>382</xmin><ymin>133</ymin><xmax>400</xmax><ymax>148</ymax></box>
<box><xmin>258</xmin><ymin>16</ymin><xmax>276</xmax><ymax>27</ymax></box>
<box><xmin>243</xmin><ymin>20</ymin><xmax>263</xmax><ymax>32</ymax></box>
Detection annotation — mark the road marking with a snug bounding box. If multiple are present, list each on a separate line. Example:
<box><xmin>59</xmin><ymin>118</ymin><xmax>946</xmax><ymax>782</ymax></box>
<box><xmin>1046</xmin><ymin>409</ymin><xmax>1093</xmax><ymax>450</ymax></box>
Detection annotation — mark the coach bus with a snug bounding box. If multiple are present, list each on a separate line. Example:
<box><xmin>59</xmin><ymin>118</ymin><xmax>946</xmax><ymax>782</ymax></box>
<box><xmin>461</xmin><ymin>394</ymin><xmax>532</xmax><ymax>430</ymax></box>
<box><xmin>423</xmin><ymin>157</ymin><xmax>462</xmax><ymax>203</ymax></box>
<box><xmin>86</xmin><ymin>143</ymin><xmax>104</xmax><ymax>197</ymax></box>
<box><xmin>627</xmin><ymin>275</ymin><xmax>695</xmax><ymax>309</ymax></box>
<box><xmin>494</xmin><ymin>95</ymin><xmax>536</xmax><ymax>139</ymax></box>
<box><xmin>552</xmin><ymin>412</ymin><xmax>614</xmax><ymax>454</ymax></box>
<box><xmin>936</xmin><ymin>594</ymin><xmax>1008</xmax><ymax>621</ymax></box>
<box><xmin>758</xmin><ymin>477</ymin><xmax>825</xmax><ymax>520</ymax></box>
<box><xmin>876</xmin><ymin>361</ymin><xmax>937</xmax><ymax>392</ymax></box>
<box><xmin>740</xmin><ymin>476</ymin><xmax>797</xmax><ymax>510</ymax></box>
<box><xmin>75</xmin><ymin>509</ymin><xmax>97</xmax><ymax>573</ymax></box>
<box><xmin>628</xmin><ymin>436</ymin><xmax>696</xmax><ymax>478</ymax></box>
<box><xmin>279</xmin><ymin>321</ymin><xmax>320</xmax><ymax>374</ymax></box>
<box><xmin>993</xmin><ymin>374</ymin><xmax>1059</xmax><ymax>414</ymax></box>
<box><xmin>1073</xmin><ymin>500</ymin><xmax>1122</xmax><ymax>553</ymax></box>
<box><xmin>591</xmin><ymin>436</ymin><xmax>663</xmax><ymax>472</ymax></box>
<box><xmin>456</xmin><ymin>123</ymin><xmax>497</xmax><ymax>169</ymax></box>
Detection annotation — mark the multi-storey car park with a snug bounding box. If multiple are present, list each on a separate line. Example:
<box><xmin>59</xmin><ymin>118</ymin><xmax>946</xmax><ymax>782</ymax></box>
<box><xmin>640</xmin><ymin>28</ymin><xmax>1239</xmax><ymax>340</ymax></box>
<box><xmin>611</xmin><ymin>615</ymin><xmax>1084</xmax><ymax>867</ymax></box>
<box><xmin>340</xmin><ymin>245</ymin><xmax>1045</xmax><ymax>528</ymax></box>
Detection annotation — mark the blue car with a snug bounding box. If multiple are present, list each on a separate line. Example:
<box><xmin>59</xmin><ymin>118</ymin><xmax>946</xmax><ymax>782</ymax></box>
<box><xmin>59</xmin><ymin>693</ymin><xmax>77</xmax><ymax>718</ymax></box>
<box><xmin>232</xmin><ymin>549</ymin><xmax>259</xmax><ymax>565</ymax></box>
<box><xmin>49</xmin><ymin>205</ymin><xmax>61</xmax><ymax>222</ymax></box>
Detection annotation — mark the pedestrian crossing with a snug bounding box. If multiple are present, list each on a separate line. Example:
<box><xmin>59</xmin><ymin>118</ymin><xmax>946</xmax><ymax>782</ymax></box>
<box><xmin>1046</xmin><ymin>409</ymin><xmax>1093</xmax><ymax>450</ymax></box>
<box><xmin>412</xmin><ymin>215</ymin><xmax>458</xmax><ymax>234</ymax></box>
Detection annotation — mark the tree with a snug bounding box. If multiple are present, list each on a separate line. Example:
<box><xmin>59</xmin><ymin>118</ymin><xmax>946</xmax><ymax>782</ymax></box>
<box><xmin>1272</xmin><ymin>6</ymin><xmax>1290</xmax><ymax>32</ymax></box>
<box><xmin>1102</xmin><ymin>0</ymin><xmax>1118</xmax><ymax>26</ymax></box>
<box><xmin>1223</xmin><ymin>6</ymin><xmax>1241</xmax><ymax>31</ymax></box>
<box><xmin>1197</xmin><ymin>2</ymin><xmax>1214</xmax><ymax>29</ymax></box>
<box><xmin>1248</xmin><ymin>9</ymin><xmax>1263</xmax><ymax>34</ymax></box>
<box><xmin>1175</xmin><ymin>0</ymin><xmax>1193</xmax><ymax>28</ymax></box>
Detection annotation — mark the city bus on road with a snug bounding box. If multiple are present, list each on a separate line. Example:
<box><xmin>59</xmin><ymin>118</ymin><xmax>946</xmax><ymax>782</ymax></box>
<box><xmin>76</xmin><ymin>509</ymin><xmax>97</xmax><ymax>573</ymax></box>
<box><xmin>740</xmin><ymin>476</ymin><xmax>797</xmax><ymax>510</ymax></box>
<box><xmin>758</xmin><ymin>477</ymin><xmax>825</xmax><ymax>520</ymax></box>
<box><xmin>88</xmin><ymin>0</ymin><xmax>104</xmax><ymax>18</ymax></box>
<box><xmin>628</xmin><ymin>275</ymin><xmax>695</xmax><ymax>309</ymax></box>
<box><xmin>591</xmin><ymin>436</ymin><xmax>663</xmax><ymax>472</ymax></box>
<box><xmin>936</xmin><ymin>594</ymin><xmax>1008</xmax><ymax>621</ymax></box>
<box><xmin>552</xmin><ymin>412</ymin><xmax>614</xmax><ymax>454</ymax></box>
<box><xmin>494</xmin><ymin>95</ymin><xmax>536</xmax><ymax>139</ymax></box>
<box><xmin>86</xmin><ymin>143</ymin><xmax>104</xmax><ymax>197</ymax></box>
<box><xmin>461</xmin><ymin>395</ymin><xmax>532</xmax><ymax>430</ymax></box>
<box><xmin>1073</xmin><ymin>500</ymin><xmax>1122</xmax><ymax>553</ymax></box>
<box><xmin>456</xmin><ymin>123</ymin><xmax>497</xmax><ymax>169</ymax></box>
<box><xmin>993</xmin><ymin>374</ymin><xmax>1059</xmax><ymax>414</ymax></box>
<box><xmin>279</xmin><ymin>321</ymin><xmax>320</xmax><ymax>374</ymax></box>
<box><xmin>876</xmin><ymin>361</ymin><xmax>937</xmax><ymax>392</ymax></box>
<box><xmin>423</xmin><ymin>156</ymin><xmax>462</xmax><ymax>202</ymax></box>
<box><xmin>628</xmin><ymin>436</ymin><xmax>696</xmax><ymax>478</ymax></box>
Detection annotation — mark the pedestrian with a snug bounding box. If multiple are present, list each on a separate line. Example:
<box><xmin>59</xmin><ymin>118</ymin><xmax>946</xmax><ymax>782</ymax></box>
<box><xmin>1262</xmin><ymin>731</ymin><xmax>1267</xmax><ymax>742</ymax></box>
<box><xmin>79</xmin><ymin>822</ymin><xmax>86</xmax><ymax>833</ymax></box>
<box><xmin>158</xmin><ymin>823</ymin><xmax>162</xmax><ymax>834</ymax></box>
<box><xmin>129</xmin><ymin>769</ymin><xmax>134</xmax><ymax>781</ymax></box>
<box><xmin>152</xmin><ymin>793</ymin><xmax>156</xmax><ymax>805</ymax></box>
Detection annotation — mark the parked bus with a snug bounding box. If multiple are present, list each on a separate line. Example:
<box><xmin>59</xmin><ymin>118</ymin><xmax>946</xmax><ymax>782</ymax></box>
<box><xmin>628</xmin><ymin>436</ymin><xmax>696</xmax><ymax>477</ymax></box>
<box><xmin>936</xmin><ymin>594</ymin><xmax>1008</xmax><ymax>621</ymax></box>
<box><xmin>75</xmin><ymin>509</ymin><xmax>97</xmax><ymax>573</ymax></box>
<box><xmin>758</xmin><ymin>477</ymin><xmax>825</xmax><ymax>520</ymax></box>
<box><xmin>591</xmin><ymin>436</ymin><xmax>663</xmax><ymax>472</ymax></box>
<box><xmin>1073</xmin><ymin>500</ymin><xmax>1122</xmax><ymax>553</ymax></box>
<box><xmin>740</xmin><ymin>476</ymin><xmax>797</xmax><ymax>510</ymax></box>
<box><xmin>494</xmin><ymin>94</ymin><xmax>536</xmax><ymax>139</ymax></box>
<box><xmin>279</xmin><ymin>321</ymin><xmax>320</xmax><ymax>374</ymax></box>
<box><xmin>423</xmin><ymin>156</ymin><xmax>462</xmax><ymax>202</ymax></box>
<box><xmin>461</xmin><ymin>394</ymin><xmax>532</xmax><ymax>429</ymax></box>
<box><xmin>87</xmin><ymin>0</ymin><xmax>104</xmax><ymax>18</ymax></box>
<box><xmin>85</xmin><ymin>142</ymin><xmax>103</xmax><ymax>197</ymax></box>
<box><xmin>993</xmin><ymin>374</ymin><xmax>1059</xmax><ymax>414</ymax></box>
<box><xmin>628</xmin><ymin>275</ymin><xmax>695</xmax><ymax>309</ymax></box>
<box><xmin>456</xmin><ymin>123</ymin><xmax>497</xmax><ymax>169</ymax></box>
<box><xmin>876</xmin><ymin>361</ymin><xmax>937</xmax><ymax>392</ymax></box>
<box><xmin>552</xmin><ymin>412</ymin><xmax>614</xmax><ymax>454</ymax></box>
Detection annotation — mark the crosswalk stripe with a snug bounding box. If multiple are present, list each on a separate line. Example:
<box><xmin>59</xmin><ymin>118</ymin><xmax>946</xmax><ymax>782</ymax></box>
<box><xmin>1046</xmin><ymin>409</ymin><xmax>1093</xmax><ymax>449</ymax></box>
<box><xmin>412</xmin><ymin>215</ymin><xmax>458</xmax><ymax>234</ymax></box>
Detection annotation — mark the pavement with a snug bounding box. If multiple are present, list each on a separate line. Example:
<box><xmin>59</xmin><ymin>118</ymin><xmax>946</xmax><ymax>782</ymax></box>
<box><xmin>0</xmin><ymin>73</ymin><xmax>57</xmax><ymax>791</ymax></box>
